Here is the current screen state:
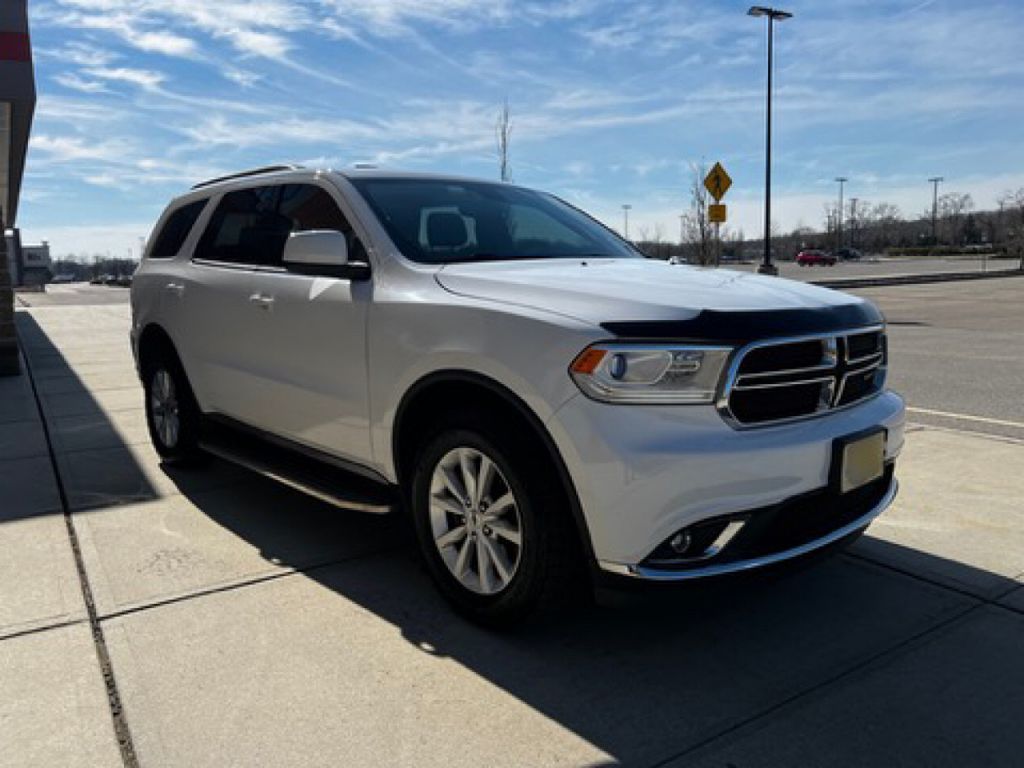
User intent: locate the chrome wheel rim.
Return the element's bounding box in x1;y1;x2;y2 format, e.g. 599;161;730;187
429;446;523;595
150;369;180;449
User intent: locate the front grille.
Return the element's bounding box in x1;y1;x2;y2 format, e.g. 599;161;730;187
721;327;886;426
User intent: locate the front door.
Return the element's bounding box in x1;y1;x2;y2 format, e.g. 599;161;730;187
244;183;373;466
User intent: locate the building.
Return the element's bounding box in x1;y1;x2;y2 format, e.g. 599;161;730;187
5;233;50;287
0;0;36;375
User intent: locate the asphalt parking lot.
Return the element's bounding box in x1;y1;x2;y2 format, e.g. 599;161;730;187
3;277;1023;767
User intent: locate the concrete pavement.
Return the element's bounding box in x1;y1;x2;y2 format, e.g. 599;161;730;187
3;295;1023;767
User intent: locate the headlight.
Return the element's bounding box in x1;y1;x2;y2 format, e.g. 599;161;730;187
569;343;733;404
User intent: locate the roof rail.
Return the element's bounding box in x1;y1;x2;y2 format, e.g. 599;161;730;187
191;165;305;190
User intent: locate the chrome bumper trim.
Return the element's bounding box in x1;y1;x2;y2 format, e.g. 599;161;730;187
599;478;898;582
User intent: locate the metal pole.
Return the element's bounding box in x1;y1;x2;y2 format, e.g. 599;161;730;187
849;197;858;250
622;204;632;240
929;177;943;246
759;14;776;275
835;177;847;253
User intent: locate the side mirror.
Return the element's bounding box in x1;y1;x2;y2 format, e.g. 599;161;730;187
282;230;370;280
283;230;349;267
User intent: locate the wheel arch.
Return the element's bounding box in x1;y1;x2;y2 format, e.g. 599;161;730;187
392;370;597;567
137;322;180;377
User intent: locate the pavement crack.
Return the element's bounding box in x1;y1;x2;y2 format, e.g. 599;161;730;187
844;550;1023;614
98;546;399;623
21;339;141;768
645;602;983;768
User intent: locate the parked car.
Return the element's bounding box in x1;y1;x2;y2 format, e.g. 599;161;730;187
796;249;837;266
837;248;863;261
131;166;904;625
50;272;77;284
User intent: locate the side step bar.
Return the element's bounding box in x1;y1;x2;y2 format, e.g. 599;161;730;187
199;420;397;515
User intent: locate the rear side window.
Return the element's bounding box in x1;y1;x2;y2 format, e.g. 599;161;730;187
194;186;284;266
194;184;352;267
148;199;207;259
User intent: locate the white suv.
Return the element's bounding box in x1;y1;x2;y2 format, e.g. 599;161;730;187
131;165;905;624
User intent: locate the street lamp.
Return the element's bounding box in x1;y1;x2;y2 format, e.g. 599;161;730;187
835;176;847;252
622;204;632;240
749;5;792;276
928;176;944;246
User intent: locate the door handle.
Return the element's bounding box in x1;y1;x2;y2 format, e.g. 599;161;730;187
248;293;275;309
165;282;185;297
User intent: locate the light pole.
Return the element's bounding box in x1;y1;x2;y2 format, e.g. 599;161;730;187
834;177;847;253
849;197;858;250
928;176;944;246
749;5;792;276
622;204;632;240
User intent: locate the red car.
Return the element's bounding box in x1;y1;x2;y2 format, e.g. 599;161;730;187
796;249;837;266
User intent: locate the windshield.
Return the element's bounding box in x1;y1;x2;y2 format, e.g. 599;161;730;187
349;177;641;264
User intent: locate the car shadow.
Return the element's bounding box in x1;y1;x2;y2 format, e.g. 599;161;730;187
167;459;1024;766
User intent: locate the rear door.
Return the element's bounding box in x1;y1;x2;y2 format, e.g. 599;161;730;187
178;185;279;423
244;182;373;465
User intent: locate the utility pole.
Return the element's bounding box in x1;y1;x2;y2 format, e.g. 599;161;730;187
928;176;944;246
849;197;858;250
748;6;792;276
835;177;847;253
622;204;632;240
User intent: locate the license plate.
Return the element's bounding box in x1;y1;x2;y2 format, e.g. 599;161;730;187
839;431;885;493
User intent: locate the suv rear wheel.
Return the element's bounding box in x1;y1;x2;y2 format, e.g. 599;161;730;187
410;421;582;626
143;348;202;463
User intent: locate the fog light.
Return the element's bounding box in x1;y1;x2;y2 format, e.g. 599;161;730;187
670;531;692;554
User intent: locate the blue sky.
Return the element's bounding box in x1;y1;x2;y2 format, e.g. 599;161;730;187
20;0;1024;257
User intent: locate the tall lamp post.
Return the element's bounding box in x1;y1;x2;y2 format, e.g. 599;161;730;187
835;176;847;253
748;5;792;276
928;176;944;246
622;204;632;240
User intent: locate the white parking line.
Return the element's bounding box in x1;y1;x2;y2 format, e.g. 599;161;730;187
907;406;1024;430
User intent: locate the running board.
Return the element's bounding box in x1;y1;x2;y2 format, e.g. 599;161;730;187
199;423;396;516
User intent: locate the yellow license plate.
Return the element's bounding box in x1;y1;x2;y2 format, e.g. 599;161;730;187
840;432;885;493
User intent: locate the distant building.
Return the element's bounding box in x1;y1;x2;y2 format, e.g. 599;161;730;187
4;233;50;286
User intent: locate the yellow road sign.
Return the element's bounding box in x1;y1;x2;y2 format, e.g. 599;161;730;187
709;203;727;223
704;162;732;202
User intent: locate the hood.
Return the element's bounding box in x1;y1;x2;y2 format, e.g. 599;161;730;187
435;258;870;329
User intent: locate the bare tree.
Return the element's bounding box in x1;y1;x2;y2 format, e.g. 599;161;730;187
681;161;713;265
496;99;512;183
938;192;974;245
999;188;1024;268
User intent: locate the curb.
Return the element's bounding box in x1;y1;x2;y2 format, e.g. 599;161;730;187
811;269;1024;289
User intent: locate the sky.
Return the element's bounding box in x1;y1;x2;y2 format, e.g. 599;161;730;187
17;0;1024;258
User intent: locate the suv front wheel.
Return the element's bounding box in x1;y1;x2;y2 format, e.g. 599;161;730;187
410;422;581;626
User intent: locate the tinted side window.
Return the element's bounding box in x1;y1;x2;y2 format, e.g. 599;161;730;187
194;186;287;266
278;184;351;234
149;199;207;259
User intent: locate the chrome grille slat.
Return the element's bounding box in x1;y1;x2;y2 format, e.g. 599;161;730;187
718;326;886;428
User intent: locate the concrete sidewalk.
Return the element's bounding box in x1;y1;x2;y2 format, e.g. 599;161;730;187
3;303;1023;768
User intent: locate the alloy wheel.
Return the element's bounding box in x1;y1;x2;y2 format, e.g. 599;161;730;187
150;368;180;449
428;446;523;595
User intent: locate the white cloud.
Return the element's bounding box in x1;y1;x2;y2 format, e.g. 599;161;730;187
53;72;110;94
29;135;129;163
133;30;198;57
83;66;166;90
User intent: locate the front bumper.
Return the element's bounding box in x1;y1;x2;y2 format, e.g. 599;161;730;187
602;472;897;581
545;389;905;576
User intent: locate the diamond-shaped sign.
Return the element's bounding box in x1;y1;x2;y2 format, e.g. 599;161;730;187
704;162;732;202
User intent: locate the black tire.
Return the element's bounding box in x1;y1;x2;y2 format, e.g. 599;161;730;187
142;346;203;464
409;416;584;627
